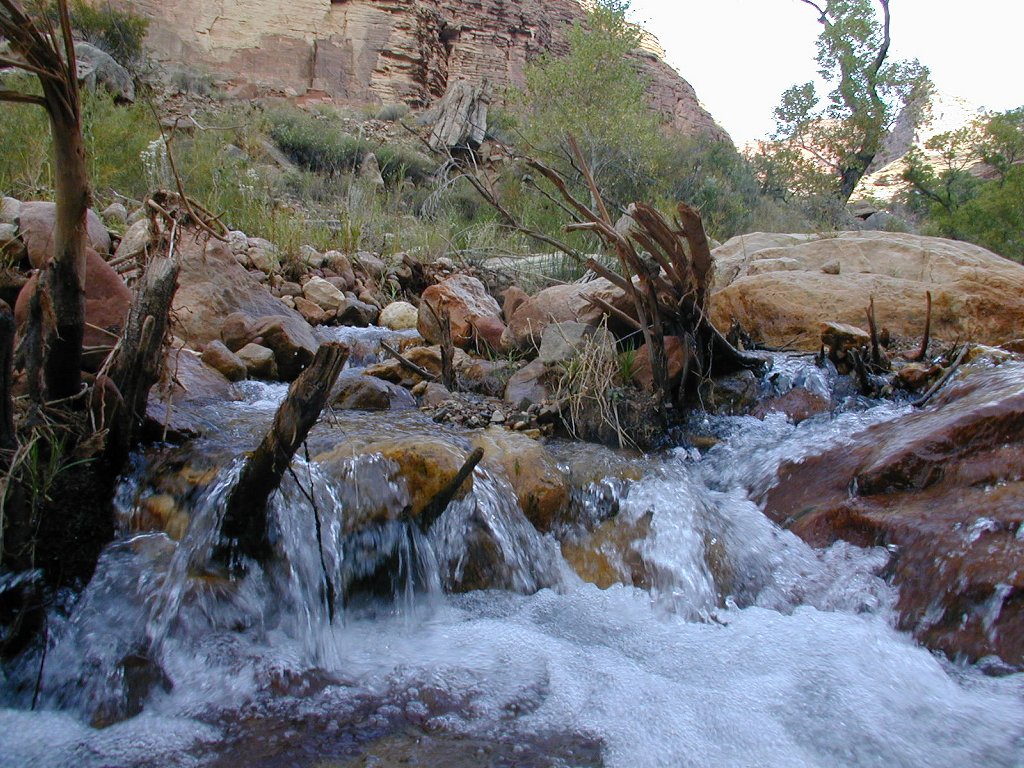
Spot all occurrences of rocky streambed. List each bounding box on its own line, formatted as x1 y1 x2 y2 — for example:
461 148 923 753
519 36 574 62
1 323 1023 767
3 199 1024 765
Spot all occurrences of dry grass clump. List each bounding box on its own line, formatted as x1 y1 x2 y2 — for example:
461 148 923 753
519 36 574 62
551 325 657 450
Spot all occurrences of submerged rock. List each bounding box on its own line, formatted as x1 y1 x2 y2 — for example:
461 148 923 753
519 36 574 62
763 362 1024 666
471 426 569 532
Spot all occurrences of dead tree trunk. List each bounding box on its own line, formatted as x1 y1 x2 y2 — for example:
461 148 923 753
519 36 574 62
103 257 180 471
0 301 15 457
426 79 491 152
218 342 349 566
0 0 89 402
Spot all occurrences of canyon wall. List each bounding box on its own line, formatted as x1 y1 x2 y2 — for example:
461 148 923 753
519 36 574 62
107 0 728 141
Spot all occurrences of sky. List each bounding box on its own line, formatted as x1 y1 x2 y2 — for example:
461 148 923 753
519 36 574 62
628 0 1024 144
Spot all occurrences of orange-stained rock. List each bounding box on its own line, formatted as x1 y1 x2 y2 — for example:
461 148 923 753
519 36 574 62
561 513 652 589
762 362 1024 666
317 435 474 523
418 274 503 351
633 336 690 394
14 248 131 371
173 231 312 350
471 426 568 532
710 231 1024 351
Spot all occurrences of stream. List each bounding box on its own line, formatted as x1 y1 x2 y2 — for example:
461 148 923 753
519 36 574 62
1 327 1022 767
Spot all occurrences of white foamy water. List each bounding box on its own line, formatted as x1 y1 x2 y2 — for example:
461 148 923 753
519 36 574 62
2 357 1022 767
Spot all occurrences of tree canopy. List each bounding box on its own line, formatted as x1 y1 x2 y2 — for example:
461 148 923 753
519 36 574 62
903 107 1024 262
760 0 930 203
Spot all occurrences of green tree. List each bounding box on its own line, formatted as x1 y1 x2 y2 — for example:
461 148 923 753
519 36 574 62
767 0 930 202
517 0 663 208
903 107 1024 262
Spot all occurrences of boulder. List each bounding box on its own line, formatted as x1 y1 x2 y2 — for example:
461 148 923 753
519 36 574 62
417 381 452 407
632 336 690 394
749 388 832 424
316 436 474 521
501 285 529 323
354 251 386 281
504 359 550 409
379 301 419 331
336 296 379 327
538 321 615 365
100 202 129 227
249 315 318 380
710 231 1024 350
418 274 504 350
247 244 279 274
74 41 135 102
561 513 652 589
471 427 569 532
332 371 415 410
18 202 111 267
303 275 347 311
457 357 512 398
113 218 154 263
200 340 247 382
14 248 131 371
172 232 314 350
0 197 20 225
762 362 1024 666
323 251 355 289
503 278 634 350
0 224 25 264
697 369 759 415
293 296 328 325
236 342 278 379
146 345 234 437
821 321 871 356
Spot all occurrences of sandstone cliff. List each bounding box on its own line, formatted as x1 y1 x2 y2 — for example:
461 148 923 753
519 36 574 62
104 0 727 141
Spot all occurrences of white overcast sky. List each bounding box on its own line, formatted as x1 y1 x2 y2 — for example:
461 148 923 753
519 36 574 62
628 0 1024 144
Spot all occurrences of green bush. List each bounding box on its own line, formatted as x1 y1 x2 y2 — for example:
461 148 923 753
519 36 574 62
268 108 434 184
49 1 150 68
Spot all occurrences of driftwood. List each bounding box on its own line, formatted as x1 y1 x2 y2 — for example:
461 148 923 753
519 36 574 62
103 256 179 469
380 341 438 383
218 342 349 565
903 291 933 362
913 345 969 408
527 134 763 419
418 447 484 532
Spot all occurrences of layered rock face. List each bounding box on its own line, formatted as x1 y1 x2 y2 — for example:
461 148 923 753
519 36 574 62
103 0 726 140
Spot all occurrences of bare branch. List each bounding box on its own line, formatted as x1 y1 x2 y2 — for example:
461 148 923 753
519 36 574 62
0 89 46 107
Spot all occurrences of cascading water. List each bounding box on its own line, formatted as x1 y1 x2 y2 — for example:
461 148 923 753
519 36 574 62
1 334 1022 767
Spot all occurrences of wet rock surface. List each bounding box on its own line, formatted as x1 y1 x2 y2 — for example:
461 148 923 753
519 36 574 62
763 362 1024 665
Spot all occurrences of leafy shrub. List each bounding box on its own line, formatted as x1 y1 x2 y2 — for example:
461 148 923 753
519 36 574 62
374 103 409 122
268 108 434 184
52 1 150 68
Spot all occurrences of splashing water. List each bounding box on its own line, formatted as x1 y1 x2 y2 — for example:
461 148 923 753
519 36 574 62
2 356 1023 767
